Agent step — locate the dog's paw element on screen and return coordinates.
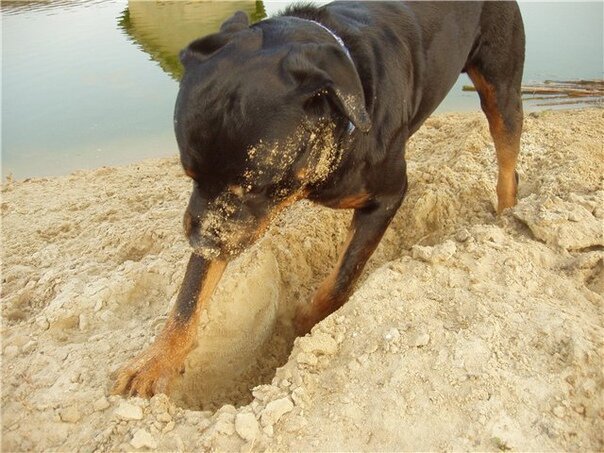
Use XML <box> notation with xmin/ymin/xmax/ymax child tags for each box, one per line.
<box><xmin>111</xmin><ymin>348</ymin><xmax>184</xmax><ymax>398</ymax></box>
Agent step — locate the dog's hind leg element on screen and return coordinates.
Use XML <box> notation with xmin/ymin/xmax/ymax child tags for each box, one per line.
<box><xmin>466</xmin><ymin>2</ymin><xmax>525</xmax><ymax>213</ymax></box>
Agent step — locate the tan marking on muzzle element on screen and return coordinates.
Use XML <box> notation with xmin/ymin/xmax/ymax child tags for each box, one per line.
<box><xmin>252</xmin><ymin>189</ymin><xmax>309</xmax><ymax>242</ymax></box>
<box><xmin>183</xmin><ymin>210</ymin><xmax>193</xmax><ymax>237</ymax></box>
<box><xmin>184</xmin><ymin>168</ymin><xmax>198</xmax><ymax>179</ymax></box>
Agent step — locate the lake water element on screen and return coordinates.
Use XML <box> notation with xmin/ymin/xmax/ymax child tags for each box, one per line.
<box><xmin>2</xmin><ymin>1</ymin><xmax>602</xmax><ymax>179</ymax></box>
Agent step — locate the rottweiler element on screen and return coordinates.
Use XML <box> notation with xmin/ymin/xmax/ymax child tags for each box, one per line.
<box><xmin>113</xmin><ymin>1</ymin><xmax>524</xmax><ymax>397</ymax></box>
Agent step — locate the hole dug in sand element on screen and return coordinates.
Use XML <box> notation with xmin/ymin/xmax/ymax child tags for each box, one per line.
<box><xmin>170</xmin><ymin>245</ymin><xmax>299</xmax><ymax>411</ymax></box>
<box><xmin>165</xmin><ymin>128</ymin><xmax>504</xmax><ymax>412</ymax></box>
<box><xmin>169</xmin><ymin>202</ymin><xmax>350</xmax><ymax>411</ymax></box>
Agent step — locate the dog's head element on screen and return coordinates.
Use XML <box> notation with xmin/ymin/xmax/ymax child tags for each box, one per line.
<box><xmin>174</xmin><ymin>11</ymin><xmax>371</xmax><ymax>259</ymax></box>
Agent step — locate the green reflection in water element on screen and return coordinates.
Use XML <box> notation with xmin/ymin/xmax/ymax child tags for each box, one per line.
<box><xmin>118</xmin><ymin>1</ymin><xmax>267</xmax><ymax>80</ymax></box>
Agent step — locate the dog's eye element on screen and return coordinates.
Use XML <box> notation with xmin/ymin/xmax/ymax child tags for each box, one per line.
<box><xmin>303</xmin><ymin>92</ymin><xmax>329</xmax><ymax>116</ymax></box>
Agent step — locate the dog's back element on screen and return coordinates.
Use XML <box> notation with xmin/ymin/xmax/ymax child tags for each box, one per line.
<box><xmin>285</xmin><ymin>1</ymin><xmax>523</xmax><ymax>134</ymax></box>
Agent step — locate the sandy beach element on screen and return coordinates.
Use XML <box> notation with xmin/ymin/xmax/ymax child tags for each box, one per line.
<box><xmin>2</xmin><ymin>108</ymin><xmax>603</xmax><ymax>451</ymax></box>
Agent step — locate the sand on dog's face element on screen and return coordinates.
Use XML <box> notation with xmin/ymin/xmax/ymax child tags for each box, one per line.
<box><xmin>185</xmin><ymin>120</ymin><xmax>341</xmax><ymax>260</ymax></box>
<box><xmin>2</xmin><ymin>109</ymin><xmax>603</xmax><ymax>451</ymax></box>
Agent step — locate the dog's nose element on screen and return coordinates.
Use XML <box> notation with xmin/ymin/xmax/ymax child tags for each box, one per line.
<box><xmin>184</xmin><ymin>210</ymin><xmax>222</xmax><ymax>258</ymax></box>
<box><xmin>188</xmin><ymin>229</ymin><xmax>221</xmax><ymax>259</ymax></box>
<box><xmin>189</xmin><ymin>233</ymin><xmax>220</xmax><ymax>256</ymax></box>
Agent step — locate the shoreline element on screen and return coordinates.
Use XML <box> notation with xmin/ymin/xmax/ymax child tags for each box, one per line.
<box><xmin>3</xmin><ymin>105</ymin><xmax>601</xmax><ymax>183</ymax></box>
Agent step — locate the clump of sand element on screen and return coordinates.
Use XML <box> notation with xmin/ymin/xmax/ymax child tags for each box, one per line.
<box><xmin>2</xmin><ymin>109</ymin><xmax>603</xmax><ymax>451</ymax></box>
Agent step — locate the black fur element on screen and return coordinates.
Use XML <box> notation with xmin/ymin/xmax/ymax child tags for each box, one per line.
<box><xmin>174</xmin><ymin>1</ymin><xmax>525</xmax><ymax>319</ymax></box>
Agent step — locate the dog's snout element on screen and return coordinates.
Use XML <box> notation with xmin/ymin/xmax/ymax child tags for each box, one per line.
<box><xmin>187</xmin><ymin>229</ymin><xmax>221</xmax><ymax>261</ymax></box>
<box><xmin>188</xmin><ymin>230</ymin><xmax>219</xmax><ymax>252</ymax></box>
<box><xmin>184</xmin><ymin>209</ymin><xmax>215</xmax><ymax>244</ymax></box>
<box><xmin>183</xmin><ymin>185</ymin><xmax>268</xmax><ymax>259</ymax></box>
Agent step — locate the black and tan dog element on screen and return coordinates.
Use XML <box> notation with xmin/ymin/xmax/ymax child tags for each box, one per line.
<box><xmin>113</xmin><ymin>1</ymin><xmax>524</xmax><ymax>397</ymax></box>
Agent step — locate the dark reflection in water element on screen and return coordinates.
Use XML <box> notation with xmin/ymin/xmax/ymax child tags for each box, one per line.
<box><xmin>118</xmin><ymin>1</ymin><xmax>266</xmax><ymax>80</ymax></box>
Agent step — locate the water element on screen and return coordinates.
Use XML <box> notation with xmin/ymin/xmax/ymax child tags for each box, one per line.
<box><xmin>2</xmin><ymin>1</ymin><xmax>602</xmax><ymax>179</ymax></box>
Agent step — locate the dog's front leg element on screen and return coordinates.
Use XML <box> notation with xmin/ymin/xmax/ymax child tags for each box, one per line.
<box><xmin>295</xmin><ymin>194</ymin><xmax>404</xmax><ymax>334</ymax></box>
<box><xmin>112</xmin><ymin>254</ymin><xmax>226</xmax><ymax>397</ymax></box>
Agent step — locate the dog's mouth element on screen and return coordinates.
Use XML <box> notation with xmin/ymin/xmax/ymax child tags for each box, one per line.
<box><xmin>189</xmin><ymin>216</ymin><xmax>256</xmax><ymax>260</ymax></box>
<box><xmin>191</xmin><ymin>243</ymin><xmax>221</xmax><ymax>260</ymax></box>
<box><xmin>189</xmin><ymin>230</ymin><xmax>244</xmax><ymax>261</ymax></box>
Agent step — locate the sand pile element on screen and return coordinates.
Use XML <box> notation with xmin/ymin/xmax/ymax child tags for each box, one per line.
<box><xmin>2</xmin><ymin>109</ymin><xmax>603</xmax><ymax>451</ymax></box>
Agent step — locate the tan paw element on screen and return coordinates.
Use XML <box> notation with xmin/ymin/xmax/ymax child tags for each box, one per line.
<box><xmin>111</xmin><ymin>350</ymin><xmax>183</xmax><ymax>398</ymax></box>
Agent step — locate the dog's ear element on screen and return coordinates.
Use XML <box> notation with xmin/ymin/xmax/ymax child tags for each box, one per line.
<box><xmin>180</xmin><ymin>11</ymin><xmax>249</xmax><ymax>65</ymax></box>
<box><xmin>220</xmin><ymin>11</ymin><xmax>249</xmax><ymax>33</ymax></box>
<box><xmin>284</xmin><ymin>44</ymin><xmax>371</xmax><ymax>133</ymax></box>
